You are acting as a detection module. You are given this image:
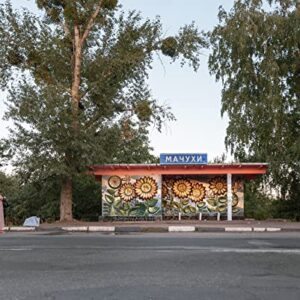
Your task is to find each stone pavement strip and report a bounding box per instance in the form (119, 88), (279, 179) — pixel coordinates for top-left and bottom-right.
(2, 220), (300, 233)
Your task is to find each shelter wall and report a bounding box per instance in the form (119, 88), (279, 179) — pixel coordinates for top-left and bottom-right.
(102, 175), (161, 217)
(101, 174), (244, 218)
(162, 175), (244, 217)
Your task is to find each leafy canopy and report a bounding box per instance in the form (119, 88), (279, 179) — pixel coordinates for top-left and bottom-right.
(0, 0), (207, 181)
(209, 0), (300, 200)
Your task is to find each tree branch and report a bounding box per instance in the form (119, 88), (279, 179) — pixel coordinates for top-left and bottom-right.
(81, 0), (104, 44)
(63, 21), (71, 37)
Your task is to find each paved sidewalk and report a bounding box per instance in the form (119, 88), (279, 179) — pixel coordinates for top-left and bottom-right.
(3, 219), (300, 233)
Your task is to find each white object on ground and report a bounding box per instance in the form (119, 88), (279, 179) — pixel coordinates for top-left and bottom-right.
(23, 216), (40, 227)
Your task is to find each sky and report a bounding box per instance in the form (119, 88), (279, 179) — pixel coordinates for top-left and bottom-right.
(0, 0), (235, 162)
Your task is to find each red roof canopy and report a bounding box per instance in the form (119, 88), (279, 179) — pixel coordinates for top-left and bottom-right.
(89, 163), (268, 179)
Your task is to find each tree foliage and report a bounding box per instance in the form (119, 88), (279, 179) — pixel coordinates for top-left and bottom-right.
(209, 0), (300, 205)
(0, 171), (103, 224)
(244, 180), (276, 220)
(0, 0), (206, 220)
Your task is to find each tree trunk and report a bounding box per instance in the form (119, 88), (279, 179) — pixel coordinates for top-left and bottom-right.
(60, 25), (82, 222)
(71, 25), (82, 130)
(58, 8), (101, 221)
(60, 177), (73, 221)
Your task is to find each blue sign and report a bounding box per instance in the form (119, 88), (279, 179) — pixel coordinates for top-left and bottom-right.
(160, 153), (208, 165)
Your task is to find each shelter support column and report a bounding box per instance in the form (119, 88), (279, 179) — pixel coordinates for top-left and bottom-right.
(227, 173), (232, 221)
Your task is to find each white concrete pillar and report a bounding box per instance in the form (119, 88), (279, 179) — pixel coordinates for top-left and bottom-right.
(227, 173), (232, 221)
(198, 212), (202, 221)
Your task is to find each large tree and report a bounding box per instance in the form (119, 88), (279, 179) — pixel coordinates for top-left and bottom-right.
(0, 0), (206, 221)
(209, 0), (300, 207)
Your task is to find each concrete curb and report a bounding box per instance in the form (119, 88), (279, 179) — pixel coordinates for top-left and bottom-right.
(225, 227), (252, 232)
(115, 226), (142, 233)
(169, 226), (195, 232)
(196, 227), (225, 232)
(3, 226), (299, 233)
(141, 227), (168, 233)
(5, 226), (36, 232)
(281, 228), (300, 232)
(88, 226), (115, 232)
(61, 226), (88, 232)
(266, 227), (281, 232)
(253, 227), (266, 232)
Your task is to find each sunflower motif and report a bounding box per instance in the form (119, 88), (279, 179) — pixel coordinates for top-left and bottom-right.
(190, 183), (206, 202)
(118, 183), (135, 202)
(162, 182), (169, 198)
(134, 176), (158, 200)
(209, 177), (227, 196)
(108, 175), (122, 189)
(172, 179), (192, 199)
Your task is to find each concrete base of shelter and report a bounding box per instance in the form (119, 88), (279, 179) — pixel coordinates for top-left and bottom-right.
(99, 215), (245, 222)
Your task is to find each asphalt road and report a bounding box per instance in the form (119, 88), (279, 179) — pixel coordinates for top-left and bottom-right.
(1, 232), (300, 300)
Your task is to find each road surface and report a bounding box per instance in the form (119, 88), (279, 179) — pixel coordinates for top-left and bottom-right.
(1, 232), (300, 299)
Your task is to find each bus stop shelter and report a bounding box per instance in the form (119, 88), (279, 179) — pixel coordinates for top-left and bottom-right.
(89, 163), (268, 221)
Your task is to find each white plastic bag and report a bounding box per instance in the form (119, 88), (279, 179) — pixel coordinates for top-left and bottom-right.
(23, 216), (40, 227)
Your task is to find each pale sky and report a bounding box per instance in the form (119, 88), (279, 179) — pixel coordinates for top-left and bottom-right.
(0, 0), (235, 162)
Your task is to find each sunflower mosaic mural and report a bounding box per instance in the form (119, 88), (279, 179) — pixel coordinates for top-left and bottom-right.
(118, 183), (135, 202)
(172, 179), (192, 198)
(162, 175), (244, 217)
(209, 177), (227, 196)
(190, 183), (206, 203)
(135, 177), (158, 200)
(102, 174), (244, 217)
(102, 175), (161, 217)
(108, 176), (122, 189)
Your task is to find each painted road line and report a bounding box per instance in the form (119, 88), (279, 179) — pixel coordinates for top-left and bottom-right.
(88, 226), (115, 232)
(168, 226), (195, 232)
(266, 228), (281, 232)
(0, 248), (32, 251)
(9, 227), (36, 231)
(225, 227), (252, 232)
(253, 227), (266, 232)
(61, 226), (88, 232)
(210, 248), (300, 254)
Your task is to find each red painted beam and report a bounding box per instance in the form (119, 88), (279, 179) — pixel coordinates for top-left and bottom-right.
(89, 164), (268, 177)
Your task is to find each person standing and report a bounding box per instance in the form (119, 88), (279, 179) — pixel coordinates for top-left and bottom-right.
(0, 192), (4, 233)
